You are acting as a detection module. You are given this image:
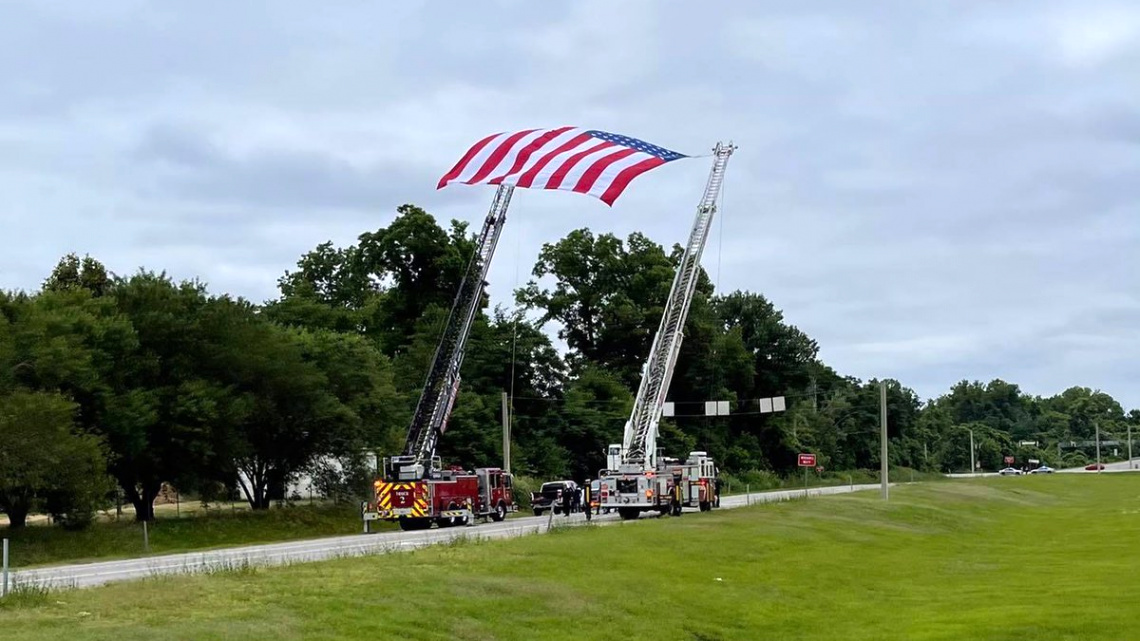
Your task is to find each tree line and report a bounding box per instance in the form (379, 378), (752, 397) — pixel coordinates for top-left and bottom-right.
(2, 205), (1135, 528)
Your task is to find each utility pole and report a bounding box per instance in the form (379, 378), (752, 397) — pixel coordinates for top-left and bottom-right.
(1129, 425), (1133, 470)
(969, 429), (975, 476)
(880, 381), (888, 500)
(501, 391), (511, 474)
(810, 376), (818, 412)
(1095, 421), (1101, 474)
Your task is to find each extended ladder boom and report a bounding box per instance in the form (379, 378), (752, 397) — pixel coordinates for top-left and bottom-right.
(621, 142), (736, 469)
(390, 184), (513, 480)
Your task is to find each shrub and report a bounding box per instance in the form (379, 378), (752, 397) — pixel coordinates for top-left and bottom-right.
(512, 475), (536, 512)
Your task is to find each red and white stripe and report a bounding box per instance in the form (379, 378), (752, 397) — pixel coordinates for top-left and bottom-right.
(438, 127), (671, 206)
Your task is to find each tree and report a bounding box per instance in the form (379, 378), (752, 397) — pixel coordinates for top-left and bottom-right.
(290, 327), (406, 455)
(196, 298), (356, 509)
(0, 390), (110, 529)
(98, 272), (214, 521)
(517, 229), (677, 386)
(43, 253), (111, 297)
(273, 205), (493, 362)
(555, 368), (633, 481)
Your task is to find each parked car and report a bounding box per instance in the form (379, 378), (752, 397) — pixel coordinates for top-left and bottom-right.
(1029, 465), (1054, 474)
(998, 467), (1022, 476)
(1084, 463), (1105, 471)
(530, 480), (578, 516)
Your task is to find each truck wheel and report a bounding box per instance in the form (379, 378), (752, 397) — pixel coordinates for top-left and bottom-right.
(533, 508), (544, 517)
(618, 507), (640, 521)
(491, 502), (507, 522)
(699, 501), (711, 512)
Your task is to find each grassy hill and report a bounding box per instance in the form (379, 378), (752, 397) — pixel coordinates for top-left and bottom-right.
(4, 474), (1139, 640)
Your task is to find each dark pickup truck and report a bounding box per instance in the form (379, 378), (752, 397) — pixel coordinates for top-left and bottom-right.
(530, 480), (578, 517)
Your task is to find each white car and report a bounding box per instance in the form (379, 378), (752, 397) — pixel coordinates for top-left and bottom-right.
(1029, 465), (1054, 474)
(998, 467), (1022, 476)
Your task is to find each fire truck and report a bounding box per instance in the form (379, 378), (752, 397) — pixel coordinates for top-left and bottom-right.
(659, 451), (720, 512)
(362, 186), (518, 532)
(597, 142), (735, 520)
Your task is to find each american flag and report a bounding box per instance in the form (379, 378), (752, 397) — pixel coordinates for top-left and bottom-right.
(437, 127), (687, 206)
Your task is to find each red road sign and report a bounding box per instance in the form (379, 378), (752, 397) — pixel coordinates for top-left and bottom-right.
(798, 453), (816, 467)
(815, 466), (824, 473)
(1004, 456), (1015, 465)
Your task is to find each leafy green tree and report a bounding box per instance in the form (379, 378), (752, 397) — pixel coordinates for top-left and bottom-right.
(100, 272), (214, 520)
(517, 229), (677, 386)
(43, 253), (111, 297)
(0, 390), (110, 529)
(193, 297), (356, 509)
(290, 327), (406, 454)
(558, 367), (632, 481)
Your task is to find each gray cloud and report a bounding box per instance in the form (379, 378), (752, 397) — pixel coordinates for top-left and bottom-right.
(1, 0), (1138, 406)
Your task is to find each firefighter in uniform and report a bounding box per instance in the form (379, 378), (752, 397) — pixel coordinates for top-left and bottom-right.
(671, 473), (683, 516)
(562, 484), (573, 517)
(583, 480), (592, 522)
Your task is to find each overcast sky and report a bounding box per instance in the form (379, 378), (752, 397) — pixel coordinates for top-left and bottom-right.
(1, 1), (1137, 407)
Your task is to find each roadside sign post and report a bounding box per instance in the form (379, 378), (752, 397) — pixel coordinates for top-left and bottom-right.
(2, 537), (8, 597)
(798, 454), (817, 499)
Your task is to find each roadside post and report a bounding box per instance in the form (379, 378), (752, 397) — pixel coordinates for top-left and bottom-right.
(797, 453), (816, 499)
(2, 537), (8, 597)
(143, 520), (150, 553)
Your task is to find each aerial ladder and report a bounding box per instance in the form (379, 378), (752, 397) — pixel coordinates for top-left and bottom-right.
(597, 142), (736, 520)
(363, 185), (518, 531)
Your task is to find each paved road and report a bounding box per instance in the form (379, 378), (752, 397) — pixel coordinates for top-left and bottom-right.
(10, 483), (882, 591)
(948, 461), (1140, 477)
(1058, 460), (1139, 473)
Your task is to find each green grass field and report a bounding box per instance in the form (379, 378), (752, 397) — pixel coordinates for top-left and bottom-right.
(3, 469), (925, 569)
(4, 474), (1138, 640)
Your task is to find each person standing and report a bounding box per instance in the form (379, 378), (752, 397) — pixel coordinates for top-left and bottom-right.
(562, 483), (573, 518)
(583, 480), (592, 522)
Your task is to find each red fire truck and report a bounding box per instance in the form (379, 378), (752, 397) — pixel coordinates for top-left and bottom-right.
(364, 464), (514, 531)
(362, 188), (518, 532)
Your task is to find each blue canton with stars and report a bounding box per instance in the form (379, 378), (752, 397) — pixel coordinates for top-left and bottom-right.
(586, 130), (686, 161)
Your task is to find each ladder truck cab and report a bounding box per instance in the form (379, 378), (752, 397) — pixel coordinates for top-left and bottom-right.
(596, 142), (736, 521)
(361, 186), (518, 532)
(659, 451), (719, 512)
(598, 446), (674, 520)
